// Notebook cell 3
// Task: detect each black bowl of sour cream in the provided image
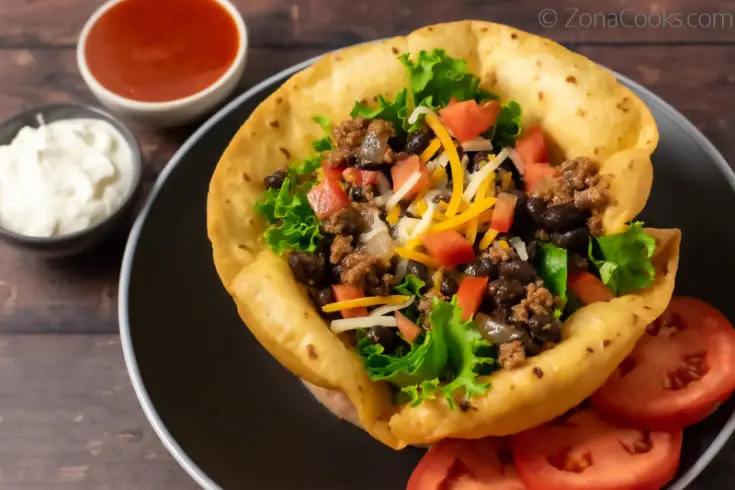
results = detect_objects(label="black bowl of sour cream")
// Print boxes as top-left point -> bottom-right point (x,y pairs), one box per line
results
0,103 -> 142,256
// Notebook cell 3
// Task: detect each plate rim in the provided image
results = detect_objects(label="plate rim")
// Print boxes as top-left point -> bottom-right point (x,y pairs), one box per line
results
117,49 -> 735,490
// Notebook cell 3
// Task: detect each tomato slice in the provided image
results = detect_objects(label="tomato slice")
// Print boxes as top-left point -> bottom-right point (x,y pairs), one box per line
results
322,161 -> 345,181
439,100 -> 500,142
396,311 -> 421,342
490,192 -> 517,233
515,125 -> 548,166
407,438 -> 526,490
391,155 -> 430,200
523,162 -> 557,192
592,297 -> 735,431
307,179 -> 350,219
331,284 -> 368,318
568,272 -> 613,304
457,276 -> 489,321
423,230 -> 475,268
512,409 -> 682,490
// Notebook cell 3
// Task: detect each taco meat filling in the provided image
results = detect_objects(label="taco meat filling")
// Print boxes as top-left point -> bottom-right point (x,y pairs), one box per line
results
255,49 -> 657,408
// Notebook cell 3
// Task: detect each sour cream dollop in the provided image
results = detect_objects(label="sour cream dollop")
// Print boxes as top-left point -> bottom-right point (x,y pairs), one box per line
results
0,118 -> 135,237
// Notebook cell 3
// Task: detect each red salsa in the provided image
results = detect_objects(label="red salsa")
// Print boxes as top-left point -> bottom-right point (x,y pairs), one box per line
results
84,0 -> 239,102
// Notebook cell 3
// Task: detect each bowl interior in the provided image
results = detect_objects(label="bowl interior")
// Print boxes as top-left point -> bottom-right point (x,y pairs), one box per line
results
122,72 -> 735,489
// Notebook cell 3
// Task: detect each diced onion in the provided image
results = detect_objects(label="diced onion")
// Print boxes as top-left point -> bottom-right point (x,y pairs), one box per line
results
386,172 -> 421,210
509,236 -> 529,261
330,316 -> 397,334
509,148 -> 526,175
435,151 -> 449,168
463,148 -> 510,202
370,297 -> 414,317
360,210 -> 394,259
395,217 -> 419,243
409,202 -> 436,241
461,137 -> 494,152
394,257 -> 408,282
408,106 -> 437,125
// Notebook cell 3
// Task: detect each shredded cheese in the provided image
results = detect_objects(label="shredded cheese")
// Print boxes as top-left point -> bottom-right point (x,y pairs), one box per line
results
406,202 -> 436,250
432,270 -> 443,294
386,172 -> 421,210
424,113 -> 463,217
322,295 -> 411,313
395,248 -> 440,268
429,197 -> 497,233
420,138 -> 442,162
498,240 -> 510,249
330,316 -> 397,334
429,166 -> 447,186
465,218 -> 478,245
386,205 -> 401,224
478,228 -> 499,249
463,148 -> 510,202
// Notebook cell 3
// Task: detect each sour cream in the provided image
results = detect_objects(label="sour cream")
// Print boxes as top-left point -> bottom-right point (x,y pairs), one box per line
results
0,118 -> 135,237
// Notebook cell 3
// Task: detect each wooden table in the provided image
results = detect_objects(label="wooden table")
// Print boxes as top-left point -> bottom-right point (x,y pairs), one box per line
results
0,0 -> 733,488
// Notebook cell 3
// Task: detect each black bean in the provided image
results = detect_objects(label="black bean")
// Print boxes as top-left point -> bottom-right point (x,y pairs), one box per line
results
440,277 -> 459,297
367,326 -> 403,354
487,278 -> 525,306
525,197 -> 547,225
476,313 -> 527,344
308,287 -> 339,321
462,257 -> 497,278
541,203 -> 587,232
499,260 -> 537,285
406,260 -> 429,282
432,190 -> 453,203
264,169 -> 287,189
551,227 -> 589,251
288,252 -> 328,287
528,314 -> 562,344
405,129 -> 433,154
525,241 -> 539,263
348,185 -> 365,202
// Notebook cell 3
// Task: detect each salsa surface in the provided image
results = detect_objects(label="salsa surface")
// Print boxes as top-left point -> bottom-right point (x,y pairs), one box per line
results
85,0 -> 239,102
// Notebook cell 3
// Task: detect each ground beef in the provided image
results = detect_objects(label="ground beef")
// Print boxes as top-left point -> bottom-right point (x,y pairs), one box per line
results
330,235 -> 354,264
321,207 -> 365,235
574,186 -> 609,210
339,251 -> 393,294
511,283 -> 556,323
588,215 -> 604,237
332,116 -> 368,149
498,341 -> 527,369
487,244 -> 518,265
326,147 -> 352,168
418,291 -> 448,318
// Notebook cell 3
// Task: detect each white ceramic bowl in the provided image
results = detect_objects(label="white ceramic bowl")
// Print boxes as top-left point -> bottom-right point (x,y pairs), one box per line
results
77,0 -> 248,128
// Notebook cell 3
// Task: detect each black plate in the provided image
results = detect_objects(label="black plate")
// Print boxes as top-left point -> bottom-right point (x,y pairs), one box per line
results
119,55 -> 735,489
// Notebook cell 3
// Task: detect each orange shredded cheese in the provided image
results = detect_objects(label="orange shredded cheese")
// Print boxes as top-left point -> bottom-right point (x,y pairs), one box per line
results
478,228 -> 500,250
386,206 -> 400,224
424,113 -> 463,217
420,138 -> 442,162
394,248 -> 440,268
322,295 -> 411,313
429,198 -> 496,233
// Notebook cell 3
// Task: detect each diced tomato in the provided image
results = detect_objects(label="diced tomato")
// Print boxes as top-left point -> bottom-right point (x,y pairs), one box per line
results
359,170 -> 379,185
515,125 -> 548,166
568,272 -> 613,304
307,179 -> 350,219
391,155 -> 430,200
490,192 -> 517,232
342,168 -> 379,185
322,161 -> 345,181
395,311 -> 421,342
331,284 -> 368,318
423,230 -> 475,268
408,438 -> 526,490
512,409 -> 682,490
523,162 -> 557,192
439,100 -> 500,142
592,297 -> 735,431
456,276 -> 489,321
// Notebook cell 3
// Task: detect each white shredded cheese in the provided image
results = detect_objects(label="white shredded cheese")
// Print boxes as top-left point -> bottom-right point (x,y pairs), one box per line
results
395,217 -> 420,243
509,148 -> 526,175
409,202 -> 436,241
386,171 -> 421,210
435,151 -> 449,168
408,106 -> 437,125
330,316 -> 397,334
509,236 -> 529,261
370,297 -> 414,317
462,148 -> 510,202
461,137 -> 493,152
394,258 -> 408,282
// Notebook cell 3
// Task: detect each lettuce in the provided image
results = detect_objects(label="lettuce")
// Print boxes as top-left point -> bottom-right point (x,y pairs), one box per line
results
489,101 -> 523,148
351,88 -> 411,135
399,49 -> 497,109
393,274 -> 426,297
358,297 -> 496,408
536,241 -> 568,313
310,115 -> 335,152
588,222 -> 656,296
255,178 -> 322,254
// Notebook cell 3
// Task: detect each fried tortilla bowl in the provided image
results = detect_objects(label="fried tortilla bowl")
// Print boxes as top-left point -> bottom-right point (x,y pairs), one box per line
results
207,20 -> 681,449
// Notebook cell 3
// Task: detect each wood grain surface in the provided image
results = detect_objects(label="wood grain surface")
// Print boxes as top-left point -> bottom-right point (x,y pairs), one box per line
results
0,0 -> 732,488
